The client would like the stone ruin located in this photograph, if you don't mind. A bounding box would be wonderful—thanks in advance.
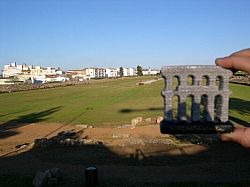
[160,65,233,134]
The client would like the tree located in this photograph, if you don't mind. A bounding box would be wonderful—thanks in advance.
[119,67,124,77]
[137,65,143,76]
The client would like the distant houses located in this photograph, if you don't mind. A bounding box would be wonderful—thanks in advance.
[66,67,137,80]
[142,68,160,76]
[1,62,65,84]
[1,62,160,85]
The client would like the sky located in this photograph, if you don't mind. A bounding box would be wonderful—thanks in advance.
[0,0,250,71]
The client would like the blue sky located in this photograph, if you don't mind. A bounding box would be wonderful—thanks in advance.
[0,0,250,70]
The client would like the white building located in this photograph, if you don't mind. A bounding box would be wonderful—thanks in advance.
[105,68,119,78]
[30,66,43,76]
[3,62,24,77]
[123,68,128,77]
[142,69,160,75]
[122,67,136,77]
[45,75,68,83]
[42,67,57,75]
[67,69,86,79]
[149,69,160,75]
[85,68,95,79]
[127,68,135,76]
[2,62,65,83]
[94,68,105,78]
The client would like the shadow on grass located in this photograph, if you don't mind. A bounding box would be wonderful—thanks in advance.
[229,115,250,127]
[0,106,63,139]
[229,98,250,117]
[229,97,250,127]
[0,109,30,118]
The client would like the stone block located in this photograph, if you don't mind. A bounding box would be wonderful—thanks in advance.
[156,116,163,124]
[136,117,143,123]
[131,118,138,125]
[76,124,88,128]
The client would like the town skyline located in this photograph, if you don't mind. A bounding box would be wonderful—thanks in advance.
[1,61,160,84]
[1,61,159,73]
[1,0,250,70]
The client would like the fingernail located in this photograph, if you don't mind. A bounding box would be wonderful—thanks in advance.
[215,58,222,65]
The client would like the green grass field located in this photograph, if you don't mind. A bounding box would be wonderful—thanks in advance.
[0,76,249,126]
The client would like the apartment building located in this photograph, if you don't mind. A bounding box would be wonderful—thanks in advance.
[142,68,160,75]
[2,62,25,77]
[2,62,64,84]
[68,68,119,79]
[123,67,136,77]
[105,68,119,78]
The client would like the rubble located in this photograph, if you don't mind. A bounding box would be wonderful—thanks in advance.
[32,168,62,187]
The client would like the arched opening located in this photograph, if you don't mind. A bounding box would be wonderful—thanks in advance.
[186,95,194,121]
[200,94,208,120]
[201,75,209,86]
[214,95,223,122]
[172,76,180,91]
[173,95,179,120]
[187,75,195,86]
[216,76,224,90]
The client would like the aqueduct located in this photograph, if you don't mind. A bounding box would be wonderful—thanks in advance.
[161,65,232,127]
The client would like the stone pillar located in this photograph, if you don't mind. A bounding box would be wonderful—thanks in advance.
[192,95,201,121]
[180,76,186,87]
[220,96,229,122]
[209,75,216,87]
[178,94,186,121]
[215,95,222,119]
[164,93,173,121]
[206,95,215,121]
[223,78,230,91]
[195,76,202,86]
[166,76,172,91]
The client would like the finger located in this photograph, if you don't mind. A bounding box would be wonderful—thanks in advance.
[215,56,250,74]
[230,48,250,57]
[220,128,250,148]
[220,128,244,142]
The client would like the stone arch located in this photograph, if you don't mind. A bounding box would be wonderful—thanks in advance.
[216,76,224,90]
[172,95,180,120]
[161,65,232,129]
[172,75,181,91]
[200,94,208,119]
[214,95,223,121]
[201,75,210,86]
[187,75,195,86]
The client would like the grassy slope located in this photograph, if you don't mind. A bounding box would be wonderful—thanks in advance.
[0,77,249,126]
[229,83,250,123]
[0,77,163,126]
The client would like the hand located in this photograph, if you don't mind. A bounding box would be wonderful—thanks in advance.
[215,48,250,74]
[215,48,250,148]
[220,128,250,148]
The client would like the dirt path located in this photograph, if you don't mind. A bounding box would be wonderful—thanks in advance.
[0,123,250,186]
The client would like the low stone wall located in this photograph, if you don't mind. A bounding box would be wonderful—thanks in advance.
[0,81,89,94]
[229,75,250,86]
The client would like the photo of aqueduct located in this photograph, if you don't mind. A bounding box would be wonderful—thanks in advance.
[161,65,232,124]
